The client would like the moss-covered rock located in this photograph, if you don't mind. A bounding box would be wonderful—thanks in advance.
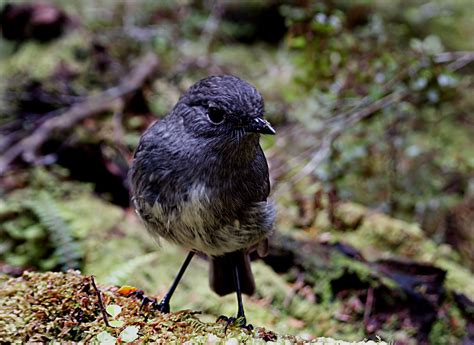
[320,201,474,300]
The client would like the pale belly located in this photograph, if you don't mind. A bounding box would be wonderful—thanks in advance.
[144,204,262,256]
[134,184,274,256]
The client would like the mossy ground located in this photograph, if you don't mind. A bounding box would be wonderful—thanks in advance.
[1,169,471,343]
[0,270,385,344]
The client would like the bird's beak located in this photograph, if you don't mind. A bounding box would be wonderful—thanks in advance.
[246,117,276,135]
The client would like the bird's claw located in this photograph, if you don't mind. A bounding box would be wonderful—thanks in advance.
[152,301,170,314]
[139,296,156,311]
[123,290,153,311]
[124,290,170,314]
[217,315,253,332]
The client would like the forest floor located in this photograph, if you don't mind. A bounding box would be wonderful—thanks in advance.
[1,1,473,344]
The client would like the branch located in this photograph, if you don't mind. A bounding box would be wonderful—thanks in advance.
[275,50,474,191]
[434,51,474,64]
[293,90,406,182]
[91,275,110,327]
[434,51,474,71]
[0,52,159,175]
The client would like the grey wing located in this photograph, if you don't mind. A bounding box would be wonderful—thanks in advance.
[237,146,275,236]
[129,122,178,239]
[129,121,172,208]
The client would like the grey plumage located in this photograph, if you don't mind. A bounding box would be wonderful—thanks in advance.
[130,75,275,297]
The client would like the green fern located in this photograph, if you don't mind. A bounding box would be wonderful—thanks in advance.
[27,192,82,271]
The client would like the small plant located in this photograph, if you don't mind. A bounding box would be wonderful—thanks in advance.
[96,304,140,344]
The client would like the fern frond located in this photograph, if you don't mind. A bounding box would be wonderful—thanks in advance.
[27,192,82,271]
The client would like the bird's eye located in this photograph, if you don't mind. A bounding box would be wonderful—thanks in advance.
[207,106,225,124]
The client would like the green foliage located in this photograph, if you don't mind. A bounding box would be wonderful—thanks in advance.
[0,167,121,272]
[280,1,474,225]
[26,192,81,271]
[428,301,466,345]
[98,305,140,341]
[0,203,52,270]
[0,193,79,271]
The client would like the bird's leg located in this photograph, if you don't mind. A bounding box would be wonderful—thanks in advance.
[153,251,195,313]
[233,260,246,323]
[217,254,253,331]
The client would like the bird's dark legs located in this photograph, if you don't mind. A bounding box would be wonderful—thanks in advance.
[217,254,253,330]
[233,260,246,322]
[154,251,195,313]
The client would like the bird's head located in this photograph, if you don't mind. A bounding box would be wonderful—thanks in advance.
[174,75,275,142]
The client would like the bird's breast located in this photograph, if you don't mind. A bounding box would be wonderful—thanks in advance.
[140,180,269,256]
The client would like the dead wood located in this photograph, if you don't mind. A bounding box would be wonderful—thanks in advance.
[0,52,159,175]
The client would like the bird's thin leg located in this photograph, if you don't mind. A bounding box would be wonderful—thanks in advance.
[216,253,253,331]
[233,261,246,321]
[154,251,195,313]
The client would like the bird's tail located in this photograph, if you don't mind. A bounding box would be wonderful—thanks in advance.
[209,250,255,296]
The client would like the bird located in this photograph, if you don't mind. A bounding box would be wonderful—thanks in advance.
[129,75,276,327]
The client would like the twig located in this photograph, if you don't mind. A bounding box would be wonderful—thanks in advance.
[283,271,305,308]
[433,51,474,71]
[0,109,62,151]
[363,287,374,333]
[273,50,474,195]
[112,98,131,158]
[272,90,409,198]
[434,51,474,65]
[0,52,159,175]
[91,275,110,327]
[292,90,406,185]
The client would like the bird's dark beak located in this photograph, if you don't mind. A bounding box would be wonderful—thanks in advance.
[246,117,276,135]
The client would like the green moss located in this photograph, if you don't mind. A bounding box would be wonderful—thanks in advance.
[59,194,124,239]
[0,271,385,343]
[313,201,474,301]
[429,301,467,345]
[435,259,474,300]
[0,33,88,80]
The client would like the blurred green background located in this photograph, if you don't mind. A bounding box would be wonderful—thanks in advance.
[0,0,473,343]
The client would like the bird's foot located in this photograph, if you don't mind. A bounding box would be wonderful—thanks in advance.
[217,315,253,332]
[131,293,170,314]
[151,300,170,314]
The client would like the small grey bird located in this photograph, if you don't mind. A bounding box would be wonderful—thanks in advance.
[130,75,275,326]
